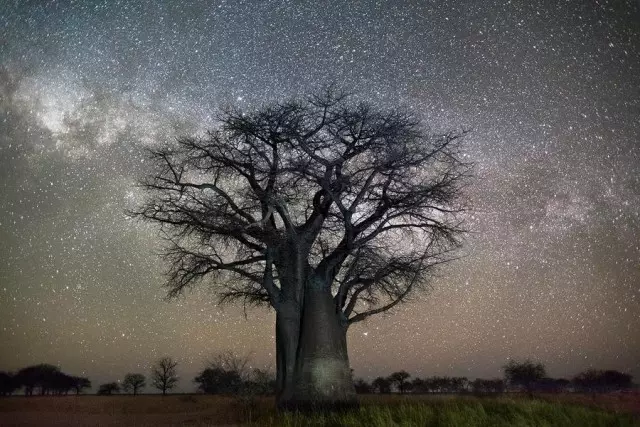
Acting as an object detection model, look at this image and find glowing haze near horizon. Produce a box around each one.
[1,1,639,391]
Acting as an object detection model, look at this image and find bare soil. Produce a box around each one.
[0,392,638,426]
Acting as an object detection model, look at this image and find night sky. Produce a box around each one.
[1,1,639,392]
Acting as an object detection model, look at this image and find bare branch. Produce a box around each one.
[132,85,469,320]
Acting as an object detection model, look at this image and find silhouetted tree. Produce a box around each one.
[535,377,570,393]
[573,369,633,393]
[72,376,92,395]
[353,378,372,394]
[388,371,411,394]
[194,352,275,396]
[132,86,469,409]
[503,359,546,393]
[601,370,633,391]
[411,377,428,393]
[195,367,242,394]
[449,377,469,393]
[97,382,120,395]
[242,368,277,396]
[15,364,61,395]
[50,371,76,395]
[0,372,17,396]
[372,377,391,394]
[151,357,178,395]
[471,378,505,394]
[122,373,146,395]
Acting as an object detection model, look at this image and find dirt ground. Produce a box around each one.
[0,395,259,427]
[0,392,638,426]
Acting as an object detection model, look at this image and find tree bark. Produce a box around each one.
[276,273,356,411]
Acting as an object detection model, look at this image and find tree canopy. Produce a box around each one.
[134,86,468,324]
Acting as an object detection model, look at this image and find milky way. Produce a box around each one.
[1,1,638,391]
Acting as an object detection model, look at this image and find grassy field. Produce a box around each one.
[0,393,638,426]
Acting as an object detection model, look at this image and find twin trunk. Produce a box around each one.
[275,277,356,410]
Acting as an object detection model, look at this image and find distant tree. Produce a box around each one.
[151,357,178,395]
[471,378,505,394]
[122,373,146,395]
[194,352,250,395]
[209,351,251,380]
[242,368,276,396]
[0,371,17,396]
[411,377,428,394]
[450,377,468,393]
[503,359,546,393]
[573,369,633,393]
[50,371,76,395]
[15,364,61,395]
[353,378,372,394]
[418,376,467,393]
[195,367,242,394]
[601,370,633,391]
[97,382,120,395]
[194,352,275,396]
[554,378,571,392]
[388,371,411,394]
[535,377,570,393]
[372,377,391,394]
[72,377,92,395]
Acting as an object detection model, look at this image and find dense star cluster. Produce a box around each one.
[1,1,638,390]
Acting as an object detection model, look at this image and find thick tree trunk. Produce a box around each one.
[275,302,301,404]
[276,275,356,411]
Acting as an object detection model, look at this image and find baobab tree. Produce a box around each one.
[133,87,469,409]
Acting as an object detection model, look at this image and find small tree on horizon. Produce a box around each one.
[503,359,546,393]
[151,357,178,395]
[353,378,372,394]
[0,372,17,396]
[372,377,391,394]
[97,382,120,395]
[388,370,411,394]
[122,373,146,395]
[72,376,91,395]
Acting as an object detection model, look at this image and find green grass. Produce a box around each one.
[254,398,639,427]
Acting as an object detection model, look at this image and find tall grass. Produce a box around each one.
[255,398,639,427]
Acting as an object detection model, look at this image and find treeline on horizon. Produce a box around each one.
[354,360,635,395]
[0,357,635,397]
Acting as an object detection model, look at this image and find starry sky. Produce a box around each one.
[1,0,639,392]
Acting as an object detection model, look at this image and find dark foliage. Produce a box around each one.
[122,373,146,395]
[97,382,120,395]
[372,377,391,394]
[195,367,242,394]
[471,378,505,394]
[503,359,546,392]
[71,376,92,395]
[572,369,633,393]
[194,353,275,395]
[13,364,83,396]
[388,371,411,394]
[410,376,469,393]
[0,371,18,396]
[353,378,372,394]
[534,377,570,393]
